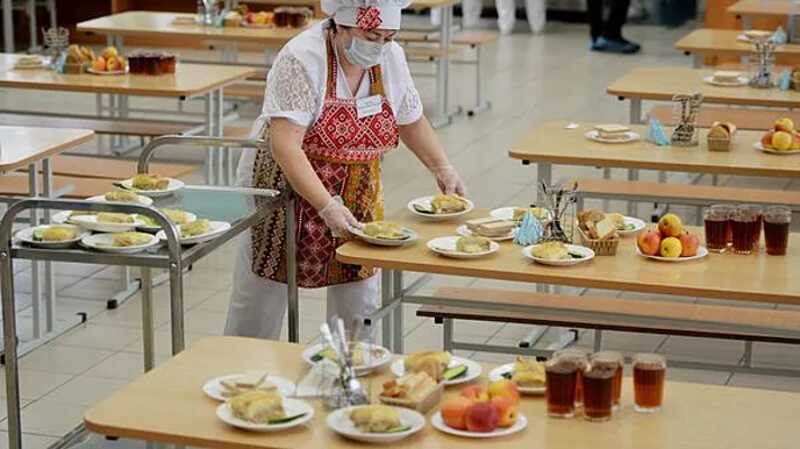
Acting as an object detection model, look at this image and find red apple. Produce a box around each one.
[678,232,699,257]
[465,402,499,433]
[440,396,474,430]
[761,131,775,149]
[461,385,489,403]
[487,379,520,406]
[637,229,662,256]
[490,396,518,428]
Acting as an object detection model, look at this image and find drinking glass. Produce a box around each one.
[764,206,791,255]
[633,353,666,413]
[592,351,623,410]
[554,348,589,406]
[582,359,618,421]
[740,204,763,251]
[703,205,733,252]
[545,353,583,418]
[731,205,758,254]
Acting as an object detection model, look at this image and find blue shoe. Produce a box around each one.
[591,37,640,54]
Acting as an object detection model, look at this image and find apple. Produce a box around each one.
[102,46,118,60]
[91,56,106,72]
[106,57,121,72]
[490,396,518,428]
[792,133,800,150]
[440,396,474,430]
[461,385,490,403]
[774,117,795,133]
[487,379,520,406]
[761,131,775,149]
[678,232,699,257]
[658,213,683,238]
[465,402,499,433]
[637,229,661,256]
[659,236,683,258]
[772,131,793,151]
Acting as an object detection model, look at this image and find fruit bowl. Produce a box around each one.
[636,245,708,262]
[431,411,528,439]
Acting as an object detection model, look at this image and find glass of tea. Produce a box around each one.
[731,205,758,254]
[545,353,583,418]
[703,205,733,252]
[633,353,666,413]
[764,206,791,255]
[592,351,623,410]
[582,358,619,421]
[554,348,589,406]
[741,204,763,251]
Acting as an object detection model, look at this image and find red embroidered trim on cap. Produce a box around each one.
[356,6,382,31]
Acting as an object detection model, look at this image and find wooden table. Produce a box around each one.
[729,0,800,32]
[606,67,800,123]
[0,53,255,185]
[675,28,800,67]
[84,336,798,449]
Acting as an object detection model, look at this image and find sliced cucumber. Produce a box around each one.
[443,364,467,381]
[310,352,325,362]
[267,413,306,425]
[501,371,512,380]
[382,425,412,433]
[413,204,434,214]
[32,229,44,241]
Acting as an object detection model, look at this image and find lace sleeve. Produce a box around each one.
[263,53,319,127]
[396,83,423,125]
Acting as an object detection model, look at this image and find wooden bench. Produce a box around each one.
[646,105,800,131]
[0,113,190,137]
[0,174,114,199]
[574,178,800,213]
[225,82,265,103]
[19,155,200,181]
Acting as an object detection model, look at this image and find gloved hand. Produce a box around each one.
[430,165,466,196]
[318,196,362,238]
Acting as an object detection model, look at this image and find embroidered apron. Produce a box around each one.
[249,33,399,288]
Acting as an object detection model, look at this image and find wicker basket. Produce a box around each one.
[707,135,732,152]
[578,227,619,256]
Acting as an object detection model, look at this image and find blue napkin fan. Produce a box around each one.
[771,27,787,45]
[779,69,792,90]
[647,118,670,146]
[514,211,544,246]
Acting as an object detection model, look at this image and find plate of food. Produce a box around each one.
[137,209,197,232]
[81,232,159,254]
[349,221,418,247]
[15,224,88,249]
[70,212,143,233]
[87,190,153,206]
[578,210,645,237]
[456,224,515,241]
[703,71,749,87]
[431,409,527,439]
[427,236,499,259]
[584,124,640,144]
[754,141,800,155]
[203,371,296,401]
[391,351,481,386]
[117,174,185,197]
[379,371,443,413]
[13,55,45,70]
[523,242,595,266]
[326,404,425,444]
[635,244,709,262]
[490,206,552,223]
[408,194,474,220]
[488,357,546,395]
[156,219,230,245]
[216,392,313,432]
[302,341,392,376]
[636,215,708,262]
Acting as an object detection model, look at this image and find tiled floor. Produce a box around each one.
[1,15,799,449]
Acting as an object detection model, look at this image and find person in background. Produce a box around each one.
[587,0,641,54]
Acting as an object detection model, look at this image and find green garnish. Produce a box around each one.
[413,204,434,214]
[501,371,512,380]
[268,413,306,424]
[139,215,159,228]
[443,364,467,380]
[32,229,44,241]
[382,425,412,433]
[310,352,324,362]
[569,252,585,259]
[623,223,636,231]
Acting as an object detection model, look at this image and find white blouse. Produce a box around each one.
[236,19,423,185]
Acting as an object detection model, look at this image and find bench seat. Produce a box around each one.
[0,113,190,137]
[18,155,200,180]
[0,174,114,199]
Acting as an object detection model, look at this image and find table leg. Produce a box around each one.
[42,158,55,333]
[627,166,639,217]
[204,92,215,185]
[536,162,551,203]
[141,268,155,372]
[1,249,22,449]
[789,15,797,43]
[26,0,37,51]
[286,194,299,343]
[27,164,41,339]
[392,271,403,354]
[3,0,14,53]
[629,98,643,124]
[692,54,702,69]
[214,88,225,185]
[431,4,453,128]
[381,269,394,351]
[169,262,185,355]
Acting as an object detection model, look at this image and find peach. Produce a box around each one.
[658,213,683,238]
[774,117,795,133]
[490,396,518,428]
[106,57,121,72]
[793,133,800,150]
[637,229,661,256]
[487,379,519,406]
[659,236,683,258]
[761,131,775,149]
[461,385,490,403]
[678,232,699,257]
[772,131,793,151]
[102,46,118,60]
[465,402,499,433]
[440,396,474,430]
[91,56,106,72]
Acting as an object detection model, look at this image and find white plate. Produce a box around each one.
[584,130,640,144]
[407,196,474,220]
[301,342,392,376]
[13,63,45,70]
[754,141,800,154]
[202,374,296,401]
[52,210,75,225]
[86,194,153,206]
[456,225,516,241]
[242,22,275,29]
[137,211,197,232]
[326,405,425,444]
[15,225,89,249]
[522,244,595,266]
[427,236,500,259]
[390,356,481,386]
[70,214,143,233]
[702,75,749,87]
[80,232,159,254]
[216,398,314,432]
[156,221,230,245]
[488,364,545,395]
[636,245,709,262]
[118,178,185,197]
[87,67,129,76]
[349,226,418,247]
[618,216,647,236]
[430,411,528,439]
[489,206,553,223]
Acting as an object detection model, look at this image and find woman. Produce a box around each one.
[225,0,466,339]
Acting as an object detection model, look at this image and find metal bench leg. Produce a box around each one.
[381,269,394,350]
[467,45,490,117]
[443,318,454,352]
[743,341,753,368]
[627,169,639,217]
[141,268,155,372]
[392,271,404,354]
[26,0,38,52]
[593,329,602,351]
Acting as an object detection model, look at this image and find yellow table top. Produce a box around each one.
[728,0,799,18]
[508,121,799,178]
[84,337,798,449]
[77,11,314,47]
[0,126,94,172]
[675,28,800,57]
[338,208,800,306]
[0,53,256,97]
[607,67,800,109]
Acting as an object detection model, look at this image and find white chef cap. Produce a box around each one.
[321,0,411,31]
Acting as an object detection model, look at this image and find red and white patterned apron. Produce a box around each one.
[249,32,399,288]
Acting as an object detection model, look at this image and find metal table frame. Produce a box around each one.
[0,135,292,449]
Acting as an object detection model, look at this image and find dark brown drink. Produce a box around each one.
[704,205,733,252]
[582,362,617,421]
[741,205,763,251]
[633,353,666,413]
[732,206,758,255]
[592,351,623,409]
[554,348,588,406]
[545,356,580,418]
[764,206,791,256]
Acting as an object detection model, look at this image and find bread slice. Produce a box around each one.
[712,71,742,83]
[594,217,618,240]
[476,220,515,237]
[465,217,502,232]
[595,124,631,140]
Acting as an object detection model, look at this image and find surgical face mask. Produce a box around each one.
[343,35,385,69]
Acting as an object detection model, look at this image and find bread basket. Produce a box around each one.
[577,227,619,256]
[379,381,444,413]
[707,135,732,152]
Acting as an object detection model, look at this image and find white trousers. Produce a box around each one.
[431,0,545,34]
[224,232,381,340]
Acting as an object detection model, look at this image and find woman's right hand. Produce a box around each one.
[318,196,362,238]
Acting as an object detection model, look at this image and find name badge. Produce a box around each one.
[356,95,383,119]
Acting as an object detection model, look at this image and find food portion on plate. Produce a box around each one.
[491,357,546,393]
[636,213,706,260]
[706,70,747,86]
[578,209,621,241]
[310,341,387,367]
[512,207,550,222]
[17,224,88,249]
[403,351,467,382]
[33,225,77,242]
[327,405,424,443]
[437,380,522,434]
[585,124,640,143]
[455,236,492,254]
[530,241,573,260]
[111,232,154,247]
[464,217,516,239]
[758,118,800,153]
[229,390,305,425]
[380,371,443,412]
[180,218,210,238]
[104,190,140,203]
[139,209,195,228]
[362,221,410,241]
[524,241,595,266]
[219,371,277,398]
[412,194,470,215]
[13,55,44,70]
[349,405,410,433]
[428,236,499,258]
[131,173,171,191]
